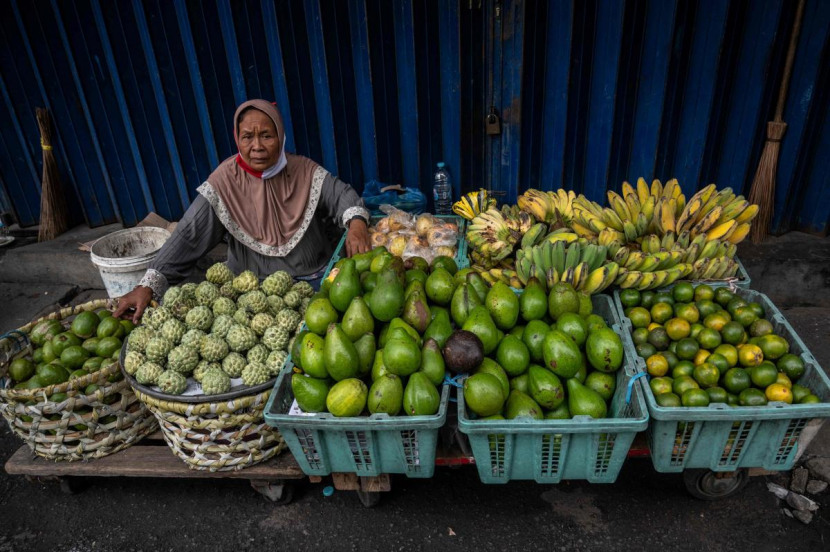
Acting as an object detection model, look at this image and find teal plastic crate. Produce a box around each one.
[322,214,468,280]
[456,295,649,484]
[264,366,450,478]
[614,287,830,473]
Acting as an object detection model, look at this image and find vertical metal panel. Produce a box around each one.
[393,0,420,191]
[216,0,247,106]
[261,0,296,153]
[305,0,338,175]
[348,0,378,183]
[438,0,461,197]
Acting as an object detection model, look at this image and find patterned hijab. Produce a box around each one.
[197,100,322,256]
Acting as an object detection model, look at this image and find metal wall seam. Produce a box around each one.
[305,0,338,175]
[174,0,220,170]
[392,0,420,192]
[10,0,92,227]
[261,0,296,153]
[438,0,461,199]
[349,0,378,183]
[627,0,677,182]
[51,0,123,224]
[92,0,155,216]
[772,0,830,234]
[498,0,525,204]
[484,0,501,194]
[216,0,247,107]
[0,75,36,224]
[538,0,572,192]
[131,0,190,212]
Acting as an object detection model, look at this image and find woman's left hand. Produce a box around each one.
[345,218,371,257]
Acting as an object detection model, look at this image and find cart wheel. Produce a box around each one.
[250,480,295,505]
[356,489,381,508]
[683,469,749,501]
[58,477,88,495]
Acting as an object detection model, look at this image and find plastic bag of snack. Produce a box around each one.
[415,213,438,237]
[403,236,436,264]
[426,223,458,247]
[379,204,416,232]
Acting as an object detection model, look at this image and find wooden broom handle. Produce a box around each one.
[774,0,806,122]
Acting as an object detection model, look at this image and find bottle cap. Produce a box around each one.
[437,161,445,168]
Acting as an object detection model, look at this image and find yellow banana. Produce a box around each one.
[616,270,644,289]
[735,204,759,224]
[651,179,663,198]
[636,177,650,204]
[622,181,636,199]
[704,219,736,242]
[636,272,657,290]
[581,266,609,294]
[726,222,751,244]
[690,206,724,237]
[660,198,676,234]
[640,195,656,223]
[573,262,589,291]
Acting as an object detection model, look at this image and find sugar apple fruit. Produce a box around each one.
[233,270,259,293]
[246,344,269,365]
[265,350,288,375]
[167,345,199,374]
[222,352,247,378]
[267,295,286,316]
[290,281,315,299]
[193,360,221,383]
[180,328,206,350]
[180,283,198,300]
[195,281,220,307]
[212,297,236,317]
[136,361,164,385]
[233,308,252,327]
[240,290,269,314]
[185,305,214,331]
[250,313,275,336]
[282,291,302,309]
[226,324,257,352]
[200,334,229,362]
[124,351,145,376]
[158,370,188,395]
[261,271,292,297]
[275,309,302,333]
[210,314,234,338]
[168,296,196,321]
[241,362,270,386]
[261,326,290,352]
[145,336,174,364]
[299,297,311,315]
[144,306,173,330]
[163,286,183,305]
[206,262,234,285]
[201,368,231,395]
[127,326,154,353]
[220,281,241,300]
[160,318,187,345]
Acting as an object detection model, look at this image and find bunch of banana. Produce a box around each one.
[614,263,694,291]
[510,240,619,295]
[673,184,758,245]
[517,189,576,225]
[452,189,498,221]
[688,255,741,280]
[466,205,533,266]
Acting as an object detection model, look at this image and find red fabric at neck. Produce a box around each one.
[235,154,262,178]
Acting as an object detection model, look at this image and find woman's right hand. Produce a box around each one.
[113,286,154,324]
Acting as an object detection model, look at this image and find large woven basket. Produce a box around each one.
[132,386,285,472]
[0,300,157,461]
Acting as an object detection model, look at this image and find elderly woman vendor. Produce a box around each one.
[114,99,370,322]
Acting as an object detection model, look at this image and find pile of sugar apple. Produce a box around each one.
[123,264,310,396]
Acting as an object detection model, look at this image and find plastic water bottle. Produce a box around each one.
[433,162,453,215]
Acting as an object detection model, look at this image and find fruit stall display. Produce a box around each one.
[459,179,755,291]
[0,300,156,461]
[266,251,459,477]
[123,264,310,397]
[453,282,647,484]
[614,283,830,472]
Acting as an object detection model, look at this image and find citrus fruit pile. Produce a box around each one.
[619,283,820,408]
[9,309,131,391]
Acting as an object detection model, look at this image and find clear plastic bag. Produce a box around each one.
[403,236,437,264]
[426,223,458,247]
[379,204,416,232]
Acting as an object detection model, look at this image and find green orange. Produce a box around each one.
[694,285,715,302]
[640,291,656,309]
[632,327,649,346]
[693,349,711,366]
[697,328,722,350]
[636,343,657,359]
[757,334,789,361]
[703,312,731,332]
[675,338,700,361]
[726,297,748,318]
[619,289,642,309]
[673,375,699,396]
[650,303,674,325]
[675,303,700,324]
[628,307,651,329]
[747,302,765,319]
[720,321,746,346]
[714,288,734,307]
[665,318,691,341]
[738,344,764,367]
[646,354,669,377]
[765,383,793,404]
[693,363,720,389]
[650,377,674,396]
[706,353,729,375]
[656,393,682,407]
[653,292,675,306]
[713,344,739,367]
[647,327,670,351]
[706,386,728,404]
[739,387,768,406]
[672,361,695,379]
[661,350,679,370]
[696,299,720,319]
[749,319,774,338]
[723,367,751,394]
[749,363,778,388]
[733,306,758,328]
[672,283,694,303]
[777,354,805,382]
[682,388,710,407]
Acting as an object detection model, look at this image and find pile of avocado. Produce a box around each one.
[8,310,130,391]
[290,248,462,417]
[459,278,625,421]
[621,283,820,407]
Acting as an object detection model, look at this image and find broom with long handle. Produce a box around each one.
[37,107,70,242]
[747,0,806,243]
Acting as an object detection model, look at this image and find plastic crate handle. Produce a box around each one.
[626,372,649,405]
[443,373,464,403]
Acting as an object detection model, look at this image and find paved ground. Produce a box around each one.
[1,233,829,551]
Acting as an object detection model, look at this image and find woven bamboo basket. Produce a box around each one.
[0,300,157,461]
[133,386,285,472]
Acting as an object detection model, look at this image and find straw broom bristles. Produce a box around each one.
[747,0,805,244]
[36,107,70,242]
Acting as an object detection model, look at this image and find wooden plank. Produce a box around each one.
[5,445,304,480]
[332,472,360,491]
[309,475,323,483]
[360,473,391,493]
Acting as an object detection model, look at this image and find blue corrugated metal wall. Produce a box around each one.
[0,0,828,236]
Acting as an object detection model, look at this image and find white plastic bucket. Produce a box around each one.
[90,227,171,298]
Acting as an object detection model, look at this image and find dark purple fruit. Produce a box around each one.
[442,330,484,374]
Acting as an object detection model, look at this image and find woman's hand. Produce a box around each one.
[113,286,154,324]
[345,218,371,257]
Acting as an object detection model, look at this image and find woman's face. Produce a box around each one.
[237,108,280,170]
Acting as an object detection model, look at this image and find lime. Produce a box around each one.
[676,338,700,361]
[640,291,656,309]
[682,388,710,407]
[656,392,682,407]
[647,327,670,351]
[714,288,734,307]
[706,386,728,404]
[619,289,642,308]
[765,383,793,404]
[646,354,669,377]
[777,354,805,382]
[749,319,774,338]
[694,284,714,302]
[693,363,720,389]
[738,387,767,406]
[698,328,722,350]
[723,368,751,394]
[628,307,651,329]
[9,358,35,382]
[632,327,649,346]
[650,303,674,325]
[636,343,657,359]
[650,377,674,396]
[672,361,695,379]
[749,363,778,388]
[673,375,699,396]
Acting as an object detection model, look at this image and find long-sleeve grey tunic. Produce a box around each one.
[137,166,368,299]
